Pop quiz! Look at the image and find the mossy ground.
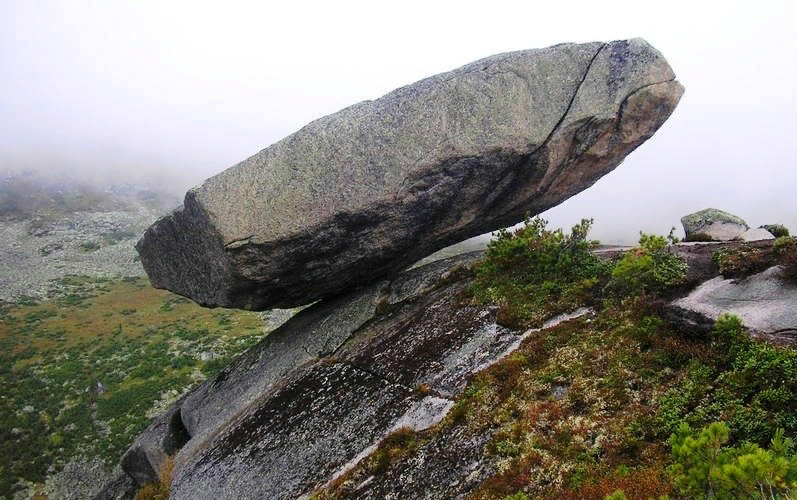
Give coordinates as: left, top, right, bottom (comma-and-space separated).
321, 223, 797, 500
0, 275, 266, 498
324, 298, 797, 499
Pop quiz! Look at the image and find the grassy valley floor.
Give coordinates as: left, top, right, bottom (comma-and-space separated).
0, 275, 272, 498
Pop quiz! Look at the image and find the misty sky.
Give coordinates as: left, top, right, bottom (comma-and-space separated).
1, 0, 795, 243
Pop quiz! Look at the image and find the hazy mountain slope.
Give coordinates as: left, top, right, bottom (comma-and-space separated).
0, 171, 180, 302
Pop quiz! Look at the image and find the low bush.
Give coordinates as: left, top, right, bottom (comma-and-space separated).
669, 421, 797, 499
607, 232, 687, 297
468, 217, 607, 328
774, 236, 797, 282
368, 426, 419, 474
712, 246, 771, 278
78, 240, 101, 252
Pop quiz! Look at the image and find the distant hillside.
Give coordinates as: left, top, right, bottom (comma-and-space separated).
0, 169, 179, 221
0, 170, 181, 302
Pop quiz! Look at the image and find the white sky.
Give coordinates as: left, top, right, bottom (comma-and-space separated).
1, 0, 795, 243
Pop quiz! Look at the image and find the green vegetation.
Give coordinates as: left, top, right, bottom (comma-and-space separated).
712, 246, 771, 278
774, 236, 797, 282
322, 218, 797, 500
368, 427, 419, 474
711, 236, 797, 282
78, 240, 102, 252
0, 276, 266, 498
468, 217, 607, 329
607, 232, 686, 297
668, 421, 797, 499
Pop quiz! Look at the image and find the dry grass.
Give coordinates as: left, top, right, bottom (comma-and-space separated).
134, 456, 174, 500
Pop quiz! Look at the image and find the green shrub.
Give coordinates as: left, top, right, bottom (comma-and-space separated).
607, 232, 687, 297
79, 240, 101, 252
669, 421, 797, 499
656, 314, 797, 446
712, 247, 771, 278
774, 236, 797, 282
469, 217, 606, 328
774, 236, 796, 252
368, 426, 419, 474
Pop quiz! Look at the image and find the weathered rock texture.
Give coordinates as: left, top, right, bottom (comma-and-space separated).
681, 208, 749, 241
672, 265, 797, 339
740, 227, 774, 241
137, 38, 683, 310
118, 252, 590, 499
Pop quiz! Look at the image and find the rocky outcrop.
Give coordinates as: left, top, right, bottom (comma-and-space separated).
137, 38, 683, 310
118, 252, 591, 498
681, 208, 749, 241
671, 265, 797, 344
740, 227, 775, 241
115, 238, 797, 498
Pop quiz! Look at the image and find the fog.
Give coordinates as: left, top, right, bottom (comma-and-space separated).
2, 0, 795, 243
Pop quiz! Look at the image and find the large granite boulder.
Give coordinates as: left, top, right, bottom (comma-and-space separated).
681, 208, 749, 241
137, 38, 683, 310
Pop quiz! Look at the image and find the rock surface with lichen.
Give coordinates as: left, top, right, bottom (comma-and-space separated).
681, 208, 749, 241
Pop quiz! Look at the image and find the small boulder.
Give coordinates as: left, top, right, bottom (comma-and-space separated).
740, 227, 775, 241
681, 208, 749, 242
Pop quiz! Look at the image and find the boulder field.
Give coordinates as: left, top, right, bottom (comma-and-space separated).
136, 38, 683, 310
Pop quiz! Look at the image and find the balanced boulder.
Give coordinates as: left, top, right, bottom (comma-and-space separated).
137, 38, 683, 310
681, 208, 749, 242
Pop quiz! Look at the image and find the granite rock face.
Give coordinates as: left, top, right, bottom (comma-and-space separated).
137, 38, 683, 310
120, 252, 595, 499
125, 253, 590, 500
740, 227, 775, 241
681, 208, 749, 241
671, 265, 797, 340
